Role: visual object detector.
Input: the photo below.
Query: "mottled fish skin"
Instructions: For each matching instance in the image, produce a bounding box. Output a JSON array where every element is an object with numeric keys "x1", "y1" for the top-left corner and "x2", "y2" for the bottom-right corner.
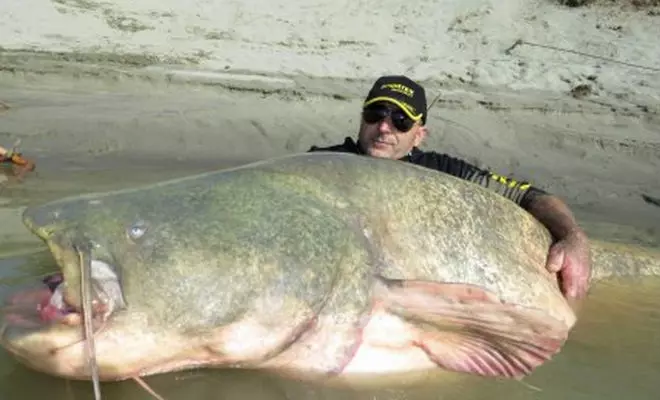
[{"x1": 2, "y1": 152, "x2": 659, "y2": 382}]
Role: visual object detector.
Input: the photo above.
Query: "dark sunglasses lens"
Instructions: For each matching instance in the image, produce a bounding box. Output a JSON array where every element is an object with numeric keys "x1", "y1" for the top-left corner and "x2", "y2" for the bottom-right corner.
[
  {"x1": 390, "y1": 111, "x2": 414, "y2": 132},
  {"x1": 362, "y1": 108, "x2": 386, "y2": 124},
  {"x1": 363, "y1": 106, "x2": 415, "y2": 132}
]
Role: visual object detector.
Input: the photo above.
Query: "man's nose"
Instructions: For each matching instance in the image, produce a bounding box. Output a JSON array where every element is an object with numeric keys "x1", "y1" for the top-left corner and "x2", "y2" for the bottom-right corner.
[{"x1": 377, "y1": 117, "x2": 394, "y2": 133}]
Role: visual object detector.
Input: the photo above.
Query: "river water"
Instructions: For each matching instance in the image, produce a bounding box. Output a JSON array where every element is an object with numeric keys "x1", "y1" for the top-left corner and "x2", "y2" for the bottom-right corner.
[{"x1": 0, "y1": 158, "x2": 659, "y2": 400}]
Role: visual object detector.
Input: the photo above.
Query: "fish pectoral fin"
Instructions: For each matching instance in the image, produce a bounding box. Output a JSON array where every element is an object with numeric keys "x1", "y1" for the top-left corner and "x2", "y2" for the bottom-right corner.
[
  {"x1": 381, "y1": 279, "x2": 570, "y2": 379},
  {"x1": 413, "y1": 327, "x2": 563, "y2": 379}
]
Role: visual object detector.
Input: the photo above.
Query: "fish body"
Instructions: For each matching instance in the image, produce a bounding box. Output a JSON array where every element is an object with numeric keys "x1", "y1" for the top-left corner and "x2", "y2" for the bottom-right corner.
[{"x1": 3, "y1": 151, "x2": 642, "y2": 384}]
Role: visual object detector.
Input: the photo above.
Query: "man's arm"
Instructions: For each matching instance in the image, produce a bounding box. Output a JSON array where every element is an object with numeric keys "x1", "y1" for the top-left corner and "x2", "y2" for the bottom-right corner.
[
  {"x1": 479, "y1": 169, "x2": 592, "y2": 300},
  {"x1": 410, "y1": 150, "x2": 547, "y2": 208},
  {"x1": 524, "y1": 194, "x2": 583, "y2": 241},
  {"x1": 411, "y1": 150, "x2": 592, "y2": 299},
  {"x1": 481, "y1": 172, "x2": 592, "y2": 300}
]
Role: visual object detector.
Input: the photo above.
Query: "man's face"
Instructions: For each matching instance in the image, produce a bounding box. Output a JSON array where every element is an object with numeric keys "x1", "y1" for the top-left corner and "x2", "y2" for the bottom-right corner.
[{"x1": 357, "y1": 102, "x2": 427, "y2": 159}]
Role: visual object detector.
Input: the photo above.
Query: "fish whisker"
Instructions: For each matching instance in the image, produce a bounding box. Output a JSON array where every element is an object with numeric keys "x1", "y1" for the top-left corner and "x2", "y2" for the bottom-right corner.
[
  {"x1": 76, "y1": 246, "x2": 102, "y2": 400},
  {"x1": 133, "y1": 376, "x2": 167, "y2": 400}
]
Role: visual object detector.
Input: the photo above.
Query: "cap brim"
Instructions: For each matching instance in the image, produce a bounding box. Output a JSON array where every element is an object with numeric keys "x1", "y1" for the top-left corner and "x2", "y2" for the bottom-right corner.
[{"x1": 363, "y1": 97, "x2": 423, "y2": 122}]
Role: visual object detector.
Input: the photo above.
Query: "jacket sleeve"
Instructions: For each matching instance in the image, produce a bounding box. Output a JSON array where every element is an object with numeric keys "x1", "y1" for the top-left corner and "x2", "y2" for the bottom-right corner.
[{"x1": 416, "y1": 152, "x2": 548, "y2": 210}]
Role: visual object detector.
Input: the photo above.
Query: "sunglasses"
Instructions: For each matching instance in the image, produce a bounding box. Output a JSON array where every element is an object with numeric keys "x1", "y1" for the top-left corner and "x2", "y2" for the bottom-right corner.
[{"x1": 362, "y1": 105, "x2": 416, "y2": 133}]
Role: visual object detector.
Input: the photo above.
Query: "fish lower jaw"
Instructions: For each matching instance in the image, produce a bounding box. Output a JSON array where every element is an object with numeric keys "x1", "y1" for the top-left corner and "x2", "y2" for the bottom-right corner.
[{"x1": 0, "y1": 326, "x2": 198, "y2": 382}]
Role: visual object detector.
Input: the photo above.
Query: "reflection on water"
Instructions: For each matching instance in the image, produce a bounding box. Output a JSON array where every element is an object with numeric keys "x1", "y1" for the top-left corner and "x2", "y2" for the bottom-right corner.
[
  {"x1": 1, "y1": 249, "x2": 659, "y2": 400},
  {"x1": 0, "y1": 155, "x2": 224, "y2": 209}
]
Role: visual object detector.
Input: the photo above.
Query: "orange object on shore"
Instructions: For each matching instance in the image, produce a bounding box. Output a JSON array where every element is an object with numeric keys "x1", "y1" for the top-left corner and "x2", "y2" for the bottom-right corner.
[{"x1": 0, "y1": 141, "x2": 36, "y2": 181}]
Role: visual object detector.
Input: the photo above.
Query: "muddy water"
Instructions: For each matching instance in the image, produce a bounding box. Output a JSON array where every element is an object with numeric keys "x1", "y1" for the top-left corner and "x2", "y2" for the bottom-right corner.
[{"x1": 1, "y1": 159, "x2": 659, "y2": 400}]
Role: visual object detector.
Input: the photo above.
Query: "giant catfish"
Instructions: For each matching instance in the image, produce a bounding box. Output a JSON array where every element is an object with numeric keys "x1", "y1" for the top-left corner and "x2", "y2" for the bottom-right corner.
[{"x1": 2, "y1": 152, "x2": 659, "y2": 388}]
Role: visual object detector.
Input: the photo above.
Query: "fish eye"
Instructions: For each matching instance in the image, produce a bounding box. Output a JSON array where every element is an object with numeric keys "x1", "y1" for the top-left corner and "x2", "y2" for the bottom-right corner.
[{"x1": 127, "y1": 221, "x2": 148, "y2": 240}]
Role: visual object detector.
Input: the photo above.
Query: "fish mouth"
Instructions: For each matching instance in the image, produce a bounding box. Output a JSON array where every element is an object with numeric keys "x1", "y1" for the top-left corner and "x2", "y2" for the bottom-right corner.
[
  {"x1": 1, "y1": 246, "x2": 138, "y2": 391},
  {"x1": 1, "y1": 246, "x2": 125, "y2": 333},
  {"x1": 0, "y1": 239, "x2": 126, "y2": 392}
]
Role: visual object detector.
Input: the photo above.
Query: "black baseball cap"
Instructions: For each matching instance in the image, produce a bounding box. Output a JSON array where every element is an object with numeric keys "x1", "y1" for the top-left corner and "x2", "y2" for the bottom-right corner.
[{"x1": 363, "y1": 75, "x2": 427, "y2": 125}]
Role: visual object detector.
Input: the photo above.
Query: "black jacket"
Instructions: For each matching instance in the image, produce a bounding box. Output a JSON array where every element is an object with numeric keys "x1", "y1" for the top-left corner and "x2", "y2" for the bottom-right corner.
[{"x1": 308, "y1": 137, "x2": 547, "y2": 210}]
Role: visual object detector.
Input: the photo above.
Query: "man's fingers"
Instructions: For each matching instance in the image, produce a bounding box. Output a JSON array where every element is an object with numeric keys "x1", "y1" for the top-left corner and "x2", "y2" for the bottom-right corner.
[
  {"x1": 573, "y1": 265, "x2": 590, "y2": 300},
  {"x1": 561, "y1": 258, "x2": 589, "y2": 300},
  {"x1": 561, "y1": 268, "x2": 578, "y2": 298},
  {"x1": 546, "y1": 235, "x2": 592, "y2": 300},
  {"x1": 546, "y1": 244, "x2": 565, "y2": 273}
]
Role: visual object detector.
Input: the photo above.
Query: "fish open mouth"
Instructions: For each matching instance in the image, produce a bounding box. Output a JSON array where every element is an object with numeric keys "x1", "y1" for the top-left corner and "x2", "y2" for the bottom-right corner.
[
  {"x1": 40, "y1": 272, "x2": 82, "y2": 325},
  {"x1": 1, "y1": 245, "x2": 127, "y2": 399},
  {"x1": 3, "y1": 258, "x2": 125, "y2": 331}
]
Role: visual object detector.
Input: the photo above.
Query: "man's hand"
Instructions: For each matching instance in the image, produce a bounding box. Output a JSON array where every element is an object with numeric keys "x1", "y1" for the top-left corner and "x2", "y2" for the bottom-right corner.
[
  {"x1": 546, "y1": 230, "x2": 591, "y2": 299},
  {"x1": 524, "y1": 193, "x2": 592, "y2": 300}
]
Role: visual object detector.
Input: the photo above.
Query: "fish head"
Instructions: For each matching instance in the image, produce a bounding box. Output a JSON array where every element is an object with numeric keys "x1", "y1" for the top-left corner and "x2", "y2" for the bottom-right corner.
[{"x1": 0, "y1": 179, "x2": 285, "y2": 381}]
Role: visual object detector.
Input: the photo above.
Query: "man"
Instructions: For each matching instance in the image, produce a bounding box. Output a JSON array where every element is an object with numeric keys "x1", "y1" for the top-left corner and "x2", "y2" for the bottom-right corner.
[{"x1": 309, "y1": 75, "x2": 591, "y2": 300}]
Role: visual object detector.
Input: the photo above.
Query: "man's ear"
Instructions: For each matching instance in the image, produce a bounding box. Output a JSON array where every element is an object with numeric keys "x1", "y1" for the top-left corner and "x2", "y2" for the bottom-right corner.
[{"x1": 412, "y1": 124, "x2": 428, "y2": 147}]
